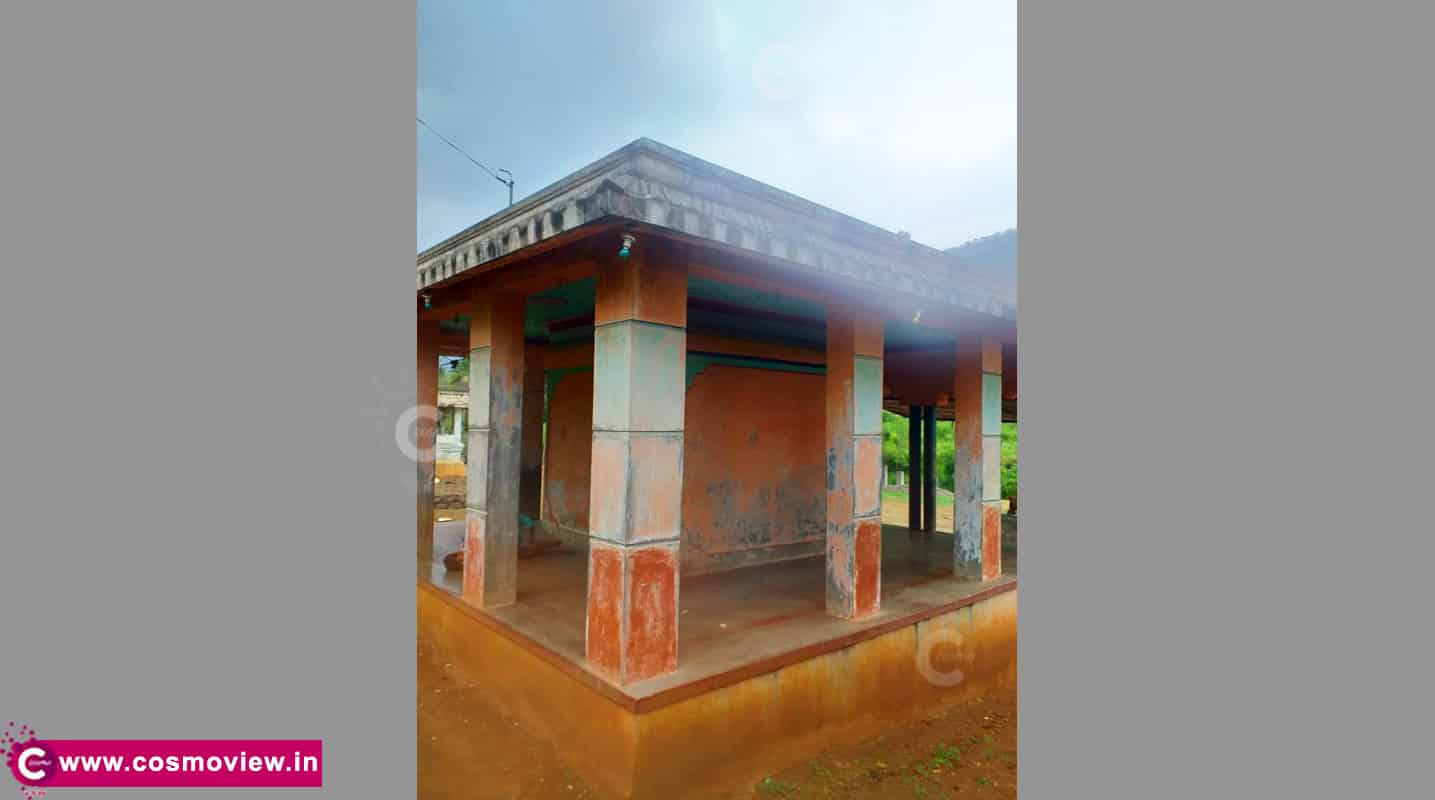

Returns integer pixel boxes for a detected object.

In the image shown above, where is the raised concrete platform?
[418,523,1017,798]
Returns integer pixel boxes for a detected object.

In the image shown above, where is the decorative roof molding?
[417,138,1015,321]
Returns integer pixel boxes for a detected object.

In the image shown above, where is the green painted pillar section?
[908,405,923,531]
[923,404,937,533]
[686,352,824,388]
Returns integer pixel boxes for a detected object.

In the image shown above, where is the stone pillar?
[908,405,923,530]
[825,308,884,620]
[417,317,439,566]
[519,342,545,545]
[908,403,931,565]
[923,404,937,533]
[453,407,464,436]
[954,336,1003,580]
[463,290,526,607]
[585,242,686,684]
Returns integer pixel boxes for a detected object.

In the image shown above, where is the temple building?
[415,138,1017,798]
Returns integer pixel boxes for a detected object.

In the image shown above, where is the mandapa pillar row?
[463,290,527,608]
[953,336,1003,581]
[585,242,687,685]
[825,309,884,620]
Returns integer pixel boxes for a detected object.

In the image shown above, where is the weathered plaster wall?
[540,349,829,575]
[682,365,826,575]
[541,369,593,541]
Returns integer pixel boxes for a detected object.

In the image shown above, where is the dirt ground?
[418,495,1017,799]
[419,628,1013,800]
[736,689,1016,800]
[419,629,600,800]
[880,490,956,532]
[435,474,466,509]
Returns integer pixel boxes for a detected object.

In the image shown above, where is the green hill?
[947,228,1016,290]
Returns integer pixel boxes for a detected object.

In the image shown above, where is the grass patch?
[929,743,961,769]
[757,776,798,796]
[882,487,956,503]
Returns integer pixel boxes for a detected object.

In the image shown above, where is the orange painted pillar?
[585,239,686,684]
[519,342,545,545]
[417,316,439,566]
[825,307,884,619]
[954,336,1003,580]
[463,289,527,608]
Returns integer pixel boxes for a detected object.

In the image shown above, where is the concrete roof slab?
[418,139,1015,322]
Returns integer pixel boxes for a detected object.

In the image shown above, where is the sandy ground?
[880,490,955,532]
[418,627,1014,800]
[434,475,466,510]
[418,495,1017,799]
[418,630,599,800]
[736,689,1016,800]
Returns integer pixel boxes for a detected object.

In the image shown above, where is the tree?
[881,410,909,471]
[880,410,1017,499]
[438,356,468,391]
[935,420,955,488]
[1001,422,1018,500]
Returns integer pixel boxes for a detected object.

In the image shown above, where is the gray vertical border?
[0,2,415,797]
[1022,1,1432,797]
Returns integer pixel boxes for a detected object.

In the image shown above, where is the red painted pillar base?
[586,540,679,683]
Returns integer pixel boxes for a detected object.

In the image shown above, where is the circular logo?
[10,741,57,786]
[916,628,972,687]
[396,404,441,462]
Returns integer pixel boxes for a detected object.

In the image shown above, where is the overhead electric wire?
[416,117,505,181]
[416,117,514,206]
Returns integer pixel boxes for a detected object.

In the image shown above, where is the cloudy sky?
[417,0,1015,253]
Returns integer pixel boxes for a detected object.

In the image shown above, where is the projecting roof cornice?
[417,138,1014,321]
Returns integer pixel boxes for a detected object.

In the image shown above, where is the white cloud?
[417,0,1015,250]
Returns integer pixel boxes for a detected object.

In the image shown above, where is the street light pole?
[416,117,516,207]
[497,169,514,206]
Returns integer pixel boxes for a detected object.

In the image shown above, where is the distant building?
[435,390,466,466]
